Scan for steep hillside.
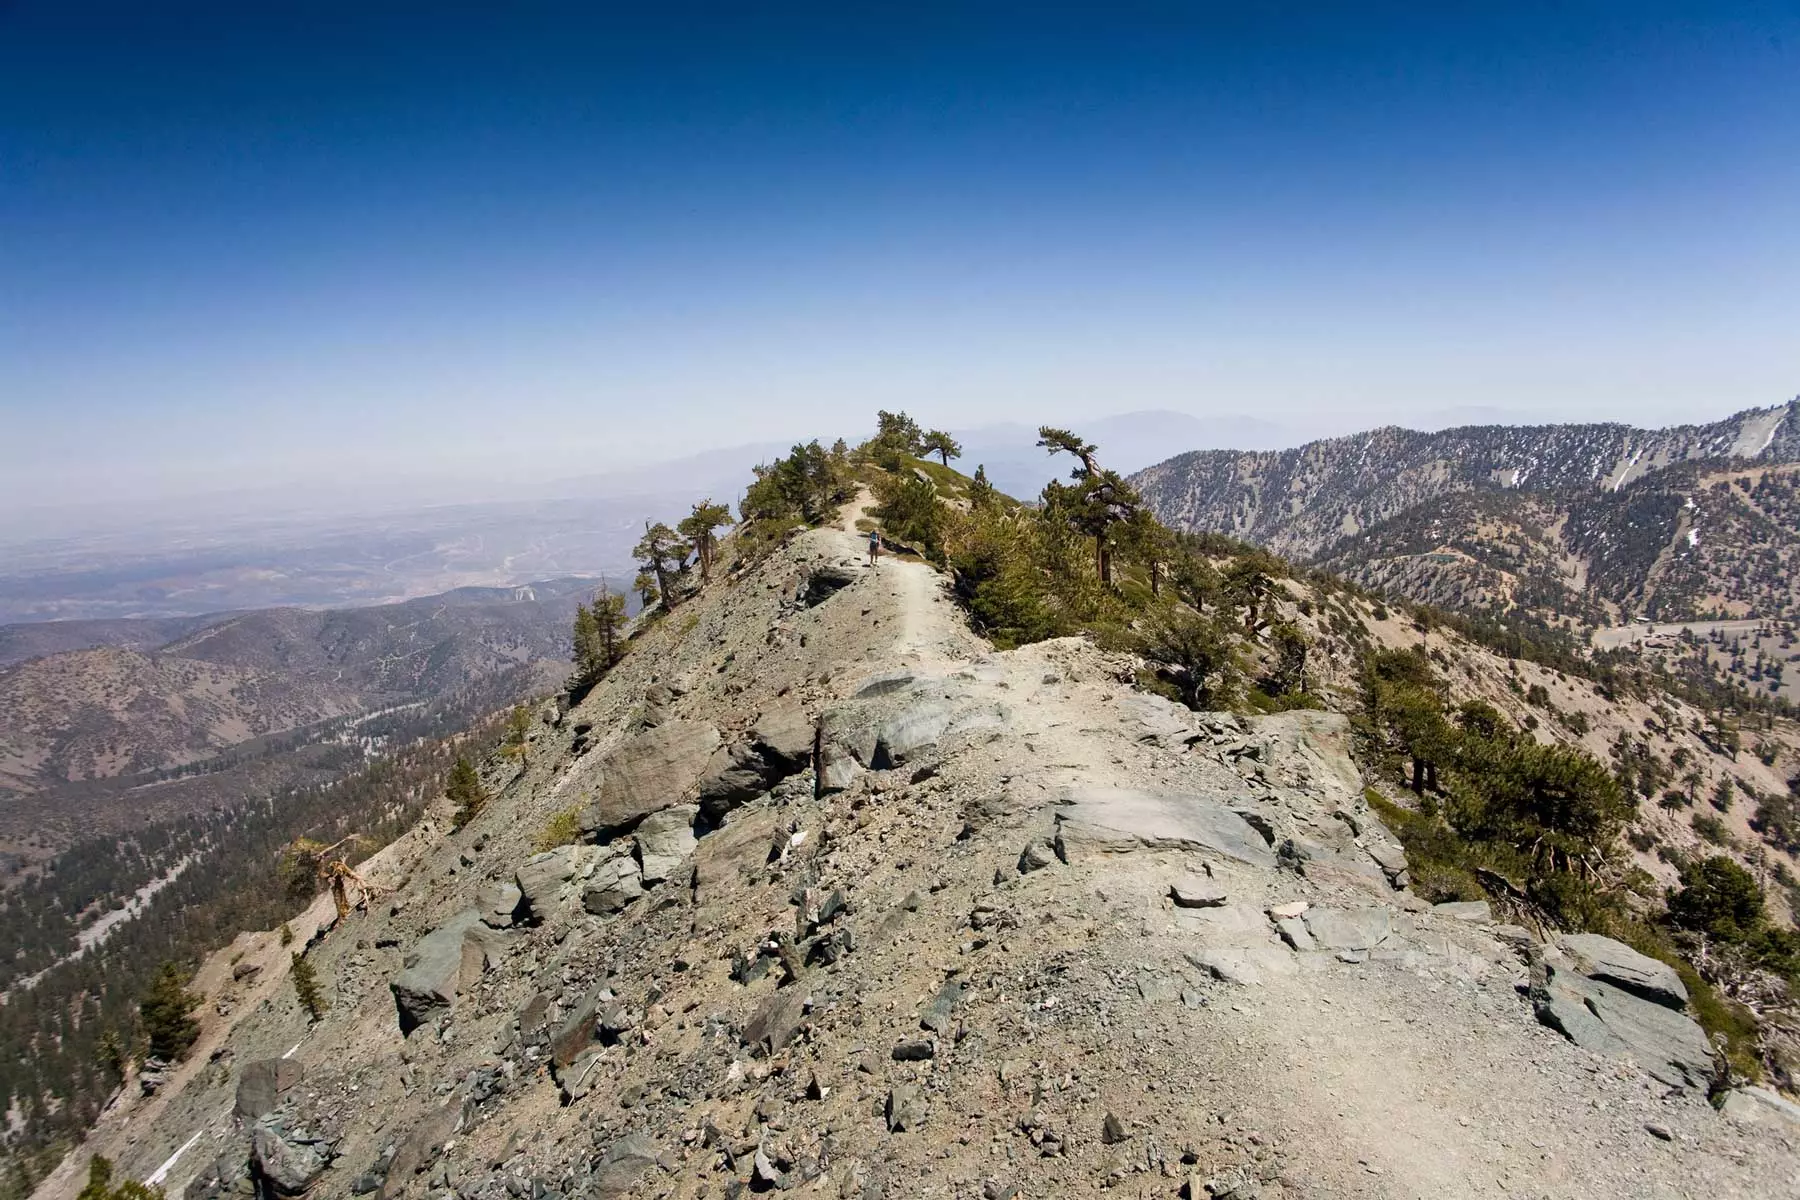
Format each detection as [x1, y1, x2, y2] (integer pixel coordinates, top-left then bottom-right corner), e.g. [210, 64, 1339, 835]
[1135, 399, 1798, 561]
[0, 580, 594, 837]
[32, 492, 1800, 1200]
[1137, 401, 1800, 640]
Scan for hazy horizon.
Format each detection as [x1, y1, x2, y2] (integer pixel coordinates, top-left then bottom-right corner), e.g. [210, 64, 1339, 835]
[5, 4, 1798, 515]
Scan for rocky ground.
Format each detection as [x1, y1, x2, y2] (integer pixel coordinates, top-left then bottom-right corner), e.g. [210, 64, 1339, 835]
[38, 506, 1800, 1200]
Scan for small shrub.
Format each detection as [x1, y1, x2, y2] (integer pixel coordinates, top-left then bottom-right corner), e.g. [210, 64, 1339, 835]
[1690, 812, 1730, 846]
[535, 806, 584, 852]
[290, 952, 328, 1023]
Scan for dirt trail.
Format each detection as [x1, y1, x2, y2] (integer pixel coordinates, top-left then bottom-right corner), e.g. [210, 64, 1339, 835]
[49, 506, 1800, 1200]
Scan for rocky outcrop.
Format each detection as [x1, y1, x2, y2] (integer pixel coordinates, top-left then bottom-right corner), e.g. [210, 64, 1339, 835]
[579, 719, 720, 835]
[1052, 786, 1278, 868]
[1531, 935, 1714, 1090]
[580, 848, 645, 915]
[235, 1059, 303, 1119]
[250, 1119, 334, 1197]
[633, 805, 698, 884]
[389, 910, 506, 1034]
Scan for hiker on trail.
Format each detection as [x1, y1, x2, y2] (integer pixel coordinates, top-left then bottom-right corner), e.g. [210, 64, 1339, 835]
[867, 527, 880, 566]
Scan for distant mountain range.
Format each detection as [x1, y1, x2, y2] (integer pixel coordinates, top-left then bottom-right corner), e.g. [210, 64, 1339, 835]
[0, 579, 593, 828]
[1133, 399, 1800, 624]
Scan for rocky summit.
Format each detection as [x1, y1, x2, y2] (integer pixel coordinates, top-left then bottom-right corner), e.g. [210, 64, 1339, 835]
[40, 503, 1800, 1200]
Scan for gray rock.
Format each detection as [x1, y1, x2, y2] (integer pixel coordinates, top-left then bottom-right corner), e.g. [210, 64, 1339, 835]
[1273, 917, 1315, 952]
[549, 985, 609, 1067]
[633, 805, 698, 884]
[886, 1084, 926, 1132]
[581, 720, 721, 834]
[251, 1126, 327, 1197]
[872, 702, 955, 768]
[853, 671, 917, 698]
[1052, 787, 1278, 868]
[235, 1058, 303, 1119]
[1169, 874, 1229, 909]
[696, 742, 777, 820]
[1017, 838, 1059, 874]
[1531, 956, 1713, 1089]
[377, 1101, 464, 1200]
[920, 979, 963, 1034]
[753, 706, 816, 772]
[514, 846, 581, 918]
[1433, 900, 1492, 923]
[1720, 1086, 1800, 1130]
[581, 850, 645, 915]
[743, 986, 810, 1055]
[590, 1133, 661, 1197]
[1184, 947, 1295, 987]
[476, 880, 524, 928]
[1101, 1112, 1128, 1145]
[1553, 933, 1689, 1009]
[390, 910, 505, 1034]
[891, 1040, 935, 1061]
[1299, 906, 1392, 953]
[1364, 842, 1408, 881]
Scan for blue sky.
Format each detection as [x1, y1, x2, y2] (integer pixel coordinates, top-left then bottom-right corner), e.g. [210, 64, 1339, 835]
[3, 2, 1797, 509]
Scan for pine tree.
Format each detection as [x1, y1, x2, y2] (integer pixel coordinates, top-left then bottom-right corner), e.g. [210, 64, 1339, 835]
[290, 952, 327, 1022]
[921, 429, 962, 467]
[677, 500, 733, 582]
[78, 1155, 162, 1200]
[633, 522, 689, 610]
[137, 963, 199, 1063]
[446, 756, 487, 829]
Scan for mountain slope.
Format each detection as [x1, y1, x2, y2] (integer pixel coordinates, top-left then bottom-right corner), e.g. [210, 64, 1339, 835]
[31, 498, 1799, 1200]
[0, 580, 594, 805]
[1137, 400, 1800, 625]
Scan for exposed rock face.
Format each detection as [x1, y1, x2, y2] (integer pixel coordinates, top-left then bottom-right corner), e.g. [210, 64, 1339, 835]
[633, 805, 699, 884]
[1051, 787, 1277, 868]
[1531, 935, 1714, 1090]
[580, 849, 645, 915]
[514, 843, 602, 919]
[751, 705, 816, 772]
[389, 910, 505, 1034]
[580, 719, 720, 835]
[251, 1123, 330, 1197]
[1553, 933, 1690, 1009]
[234, 1059, 303, 1119]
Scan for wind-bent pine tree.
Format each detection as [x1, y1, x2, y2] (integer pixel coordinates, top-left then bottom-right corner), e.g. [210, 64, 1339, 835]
[921, 429, 962, 467]
[677, 499, 733, 582]
[1037, 427, 1144, 585]
[633, 521, 689, 610]
[138, 963, 199, 1063]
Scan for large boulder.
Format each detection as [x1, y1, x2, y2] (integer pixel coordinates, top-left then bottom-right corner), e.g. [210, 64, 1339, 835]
[591, 1134, 663, 1198]
[514, 844, 605, 919]
[475, 880, 524, 929]
[1553, 933, 1689, 1009]
[634, 805, 699, 884]
[1301, 906, 1392, 953]
[1531, 938, 1713, 1089]
[1052, 787, 1278, 869]
[251, 1124, 328, 1197]
[581, 850, 645, 915]
[697, 743, 778, 821]
[752, 706, 816, 772]
[235, 1058, 303, 1118]
[580, 720, 720, 835]
[390, 911, 505, 1034]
